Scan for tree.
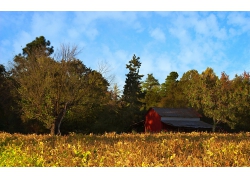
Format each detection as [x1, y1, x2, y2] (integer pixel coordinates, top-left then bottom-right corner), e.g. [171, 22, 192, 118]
[142, 73, 160, 91]
[207, 72, 233, 131]
[229, 72, 250, 130]
[141, 74, 161, 109]
[200, 67, 221, 131]
[63, 69, 110, 134]
[122, 54, 144, 108]
[11, 36, 109, 135]
[160, 71, 179, 96]
[121, 54, 144, 129]
[159, 71, 180, 107]
[22, 36, 54, 57]
[180, 70, 203, 110]
[0, 64, 20, 132]
[110, 83, 121, 103]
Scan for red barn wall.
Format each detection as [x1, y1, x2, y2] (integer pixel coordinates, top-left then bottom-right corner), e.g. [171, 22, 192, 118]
[145, 108, 162, 132]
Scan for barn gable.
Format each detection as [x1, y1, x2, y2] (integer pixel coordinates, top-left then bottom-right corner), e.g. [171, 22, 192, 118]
[145, 107, 213, 132]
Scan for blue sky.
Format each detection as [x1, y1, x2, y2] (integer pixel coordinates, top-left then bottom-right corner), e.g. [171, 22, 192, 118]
[1, 4, 250, 89]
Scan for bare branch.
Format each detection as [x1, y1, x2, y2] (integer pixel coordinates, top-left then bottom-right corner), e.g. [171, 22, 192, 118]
[53, 43, 83, 61]
[97, 60, 115, 87]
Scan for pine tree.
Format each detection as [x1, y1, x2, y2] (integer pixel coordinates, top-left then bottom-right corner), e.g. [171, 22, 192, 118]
[121, 54, 144, 129]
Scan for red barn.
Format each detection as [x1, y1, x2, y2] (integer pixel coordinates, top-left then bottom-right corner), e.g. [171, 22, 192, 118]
[145, 107, 213, 132]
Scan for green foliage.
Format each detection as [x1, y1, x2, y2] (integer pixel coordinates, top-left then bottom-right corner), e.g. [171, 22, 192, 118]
[0, 64, 21, 133]
[142, 73, 160, 91]
[180, 69, 203, 110]
[158, 71, 188, 108]
[11, 37, 110, 135]
[122, 54, 144, 108]
[141, 74, 161, 109]
[229, 72, 250, 130]
[21, 36, 54, 57]
[160, 71, 179, 96]
[2, 35, 250, 134]
[200, 68, 220, 131]
[180, 68, 250, 132]
[121, 54, 145, 128]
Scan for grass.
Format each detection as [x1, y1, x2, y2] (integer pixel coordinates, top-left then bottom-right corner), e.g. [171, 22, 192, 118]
[0, 131, 249, 167]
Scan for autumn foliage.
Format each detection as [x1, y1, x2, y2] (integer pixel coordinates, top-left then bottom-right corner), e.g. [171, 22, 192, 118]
[0, 132, 249, 167]
[1, 36, 250, 134]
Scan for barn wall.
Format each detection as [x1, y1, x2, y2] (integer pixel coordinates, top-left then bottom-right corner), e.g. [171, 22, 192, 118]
[145, 108, 162, 132]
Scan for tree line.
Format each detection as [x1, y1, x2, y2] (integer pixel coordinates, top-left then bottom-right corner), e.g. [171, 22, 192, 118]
[0, 36, 250, 135]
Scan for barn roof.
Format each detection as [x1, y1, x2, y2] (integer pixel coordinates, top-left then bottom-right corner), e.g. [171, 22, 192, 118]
[162, 120, 213, 129]
[151, 107, 202, 118]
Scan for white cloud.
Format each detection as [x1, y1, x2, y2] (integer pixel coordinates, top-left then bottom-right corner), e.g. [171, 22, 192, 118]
[1, 11, 249, 85]
[227, 12, 250, 35]
[169, 27, 191, 46]
[165, 12, 232, 78]
[170, 12, 228, 40]
[227, 12, 247, 26]
[139, 51, 179, 83]
[150, 28, 166, 42]
[31, 12, 67, 38]
[73, 12, 143, 32]
[69, 12, 144, 42]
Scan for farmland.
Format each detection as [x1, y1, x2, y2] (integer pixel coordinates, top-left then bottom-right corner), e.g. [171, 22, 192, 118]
[0, 132, 249, 167]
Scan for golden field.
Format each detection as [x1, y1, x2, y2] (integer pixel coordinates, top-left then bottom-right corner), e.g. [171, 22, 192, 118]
[0, 132, 249, 167]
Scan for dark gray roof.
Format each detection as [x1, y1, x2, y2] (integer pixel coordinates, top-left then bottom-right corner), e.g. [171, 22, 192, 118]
[152, 107, 202, 118]
[162, 120, 213, 129]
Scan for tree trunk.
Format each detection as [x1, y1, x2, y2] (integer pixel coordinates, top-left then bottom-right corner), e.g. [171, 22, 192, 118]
[212, 120, 216, 132]
[53, 102, 68, 136]
[50, 123, 56, 136]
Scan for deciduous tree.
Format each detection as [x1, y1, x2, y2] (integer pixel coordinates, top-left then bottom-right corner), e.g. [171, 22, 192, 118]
[229, 72, 250, 130]
[11, 36, 109, 135]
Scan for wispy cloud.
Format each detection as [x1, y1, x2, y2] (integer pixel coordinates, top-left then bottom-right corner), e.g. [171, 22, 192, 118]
[150, 28, 166, 42]
[1, 11, 250, 87]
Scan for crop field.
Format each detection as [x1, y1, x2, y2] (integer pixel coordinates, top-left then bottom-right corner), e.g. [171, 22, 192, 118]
[0, 132, 249, 167]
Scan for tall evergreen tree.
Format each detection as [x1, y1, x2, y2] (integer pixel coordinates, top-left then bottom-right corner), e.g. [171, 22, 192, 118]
[122, 54, 144, 129]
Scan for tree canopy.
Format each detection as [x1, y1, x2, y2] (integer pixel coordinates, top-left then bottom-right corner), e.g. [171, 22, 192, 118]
[11, 37, 109, 135]
[1, 36, 250, 134]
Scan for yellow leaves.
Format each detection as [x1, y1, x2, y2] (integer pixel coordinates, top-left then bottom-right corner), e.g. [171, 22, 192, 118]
[0, 132, 250, 167]
[206, 150, 214, 157]
[233, 150, 239, 155]
[116, 141, 123, 146]
[221, 148, 227, 153]
[170, 154, 176, 160]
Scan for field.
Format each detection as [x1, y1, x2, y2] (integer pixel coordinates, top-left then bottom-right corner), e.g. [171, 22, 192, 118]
[0, 131, 249, 167]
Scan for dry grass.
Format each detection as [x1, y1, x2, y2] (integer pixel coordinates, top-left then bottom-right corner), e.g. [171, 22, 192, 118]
[0, 132, 249, 167]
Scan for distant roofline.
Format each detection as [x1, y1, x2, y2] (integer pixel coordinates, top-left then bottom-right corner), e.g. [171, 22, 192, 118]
[148, 107, 202, 118]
